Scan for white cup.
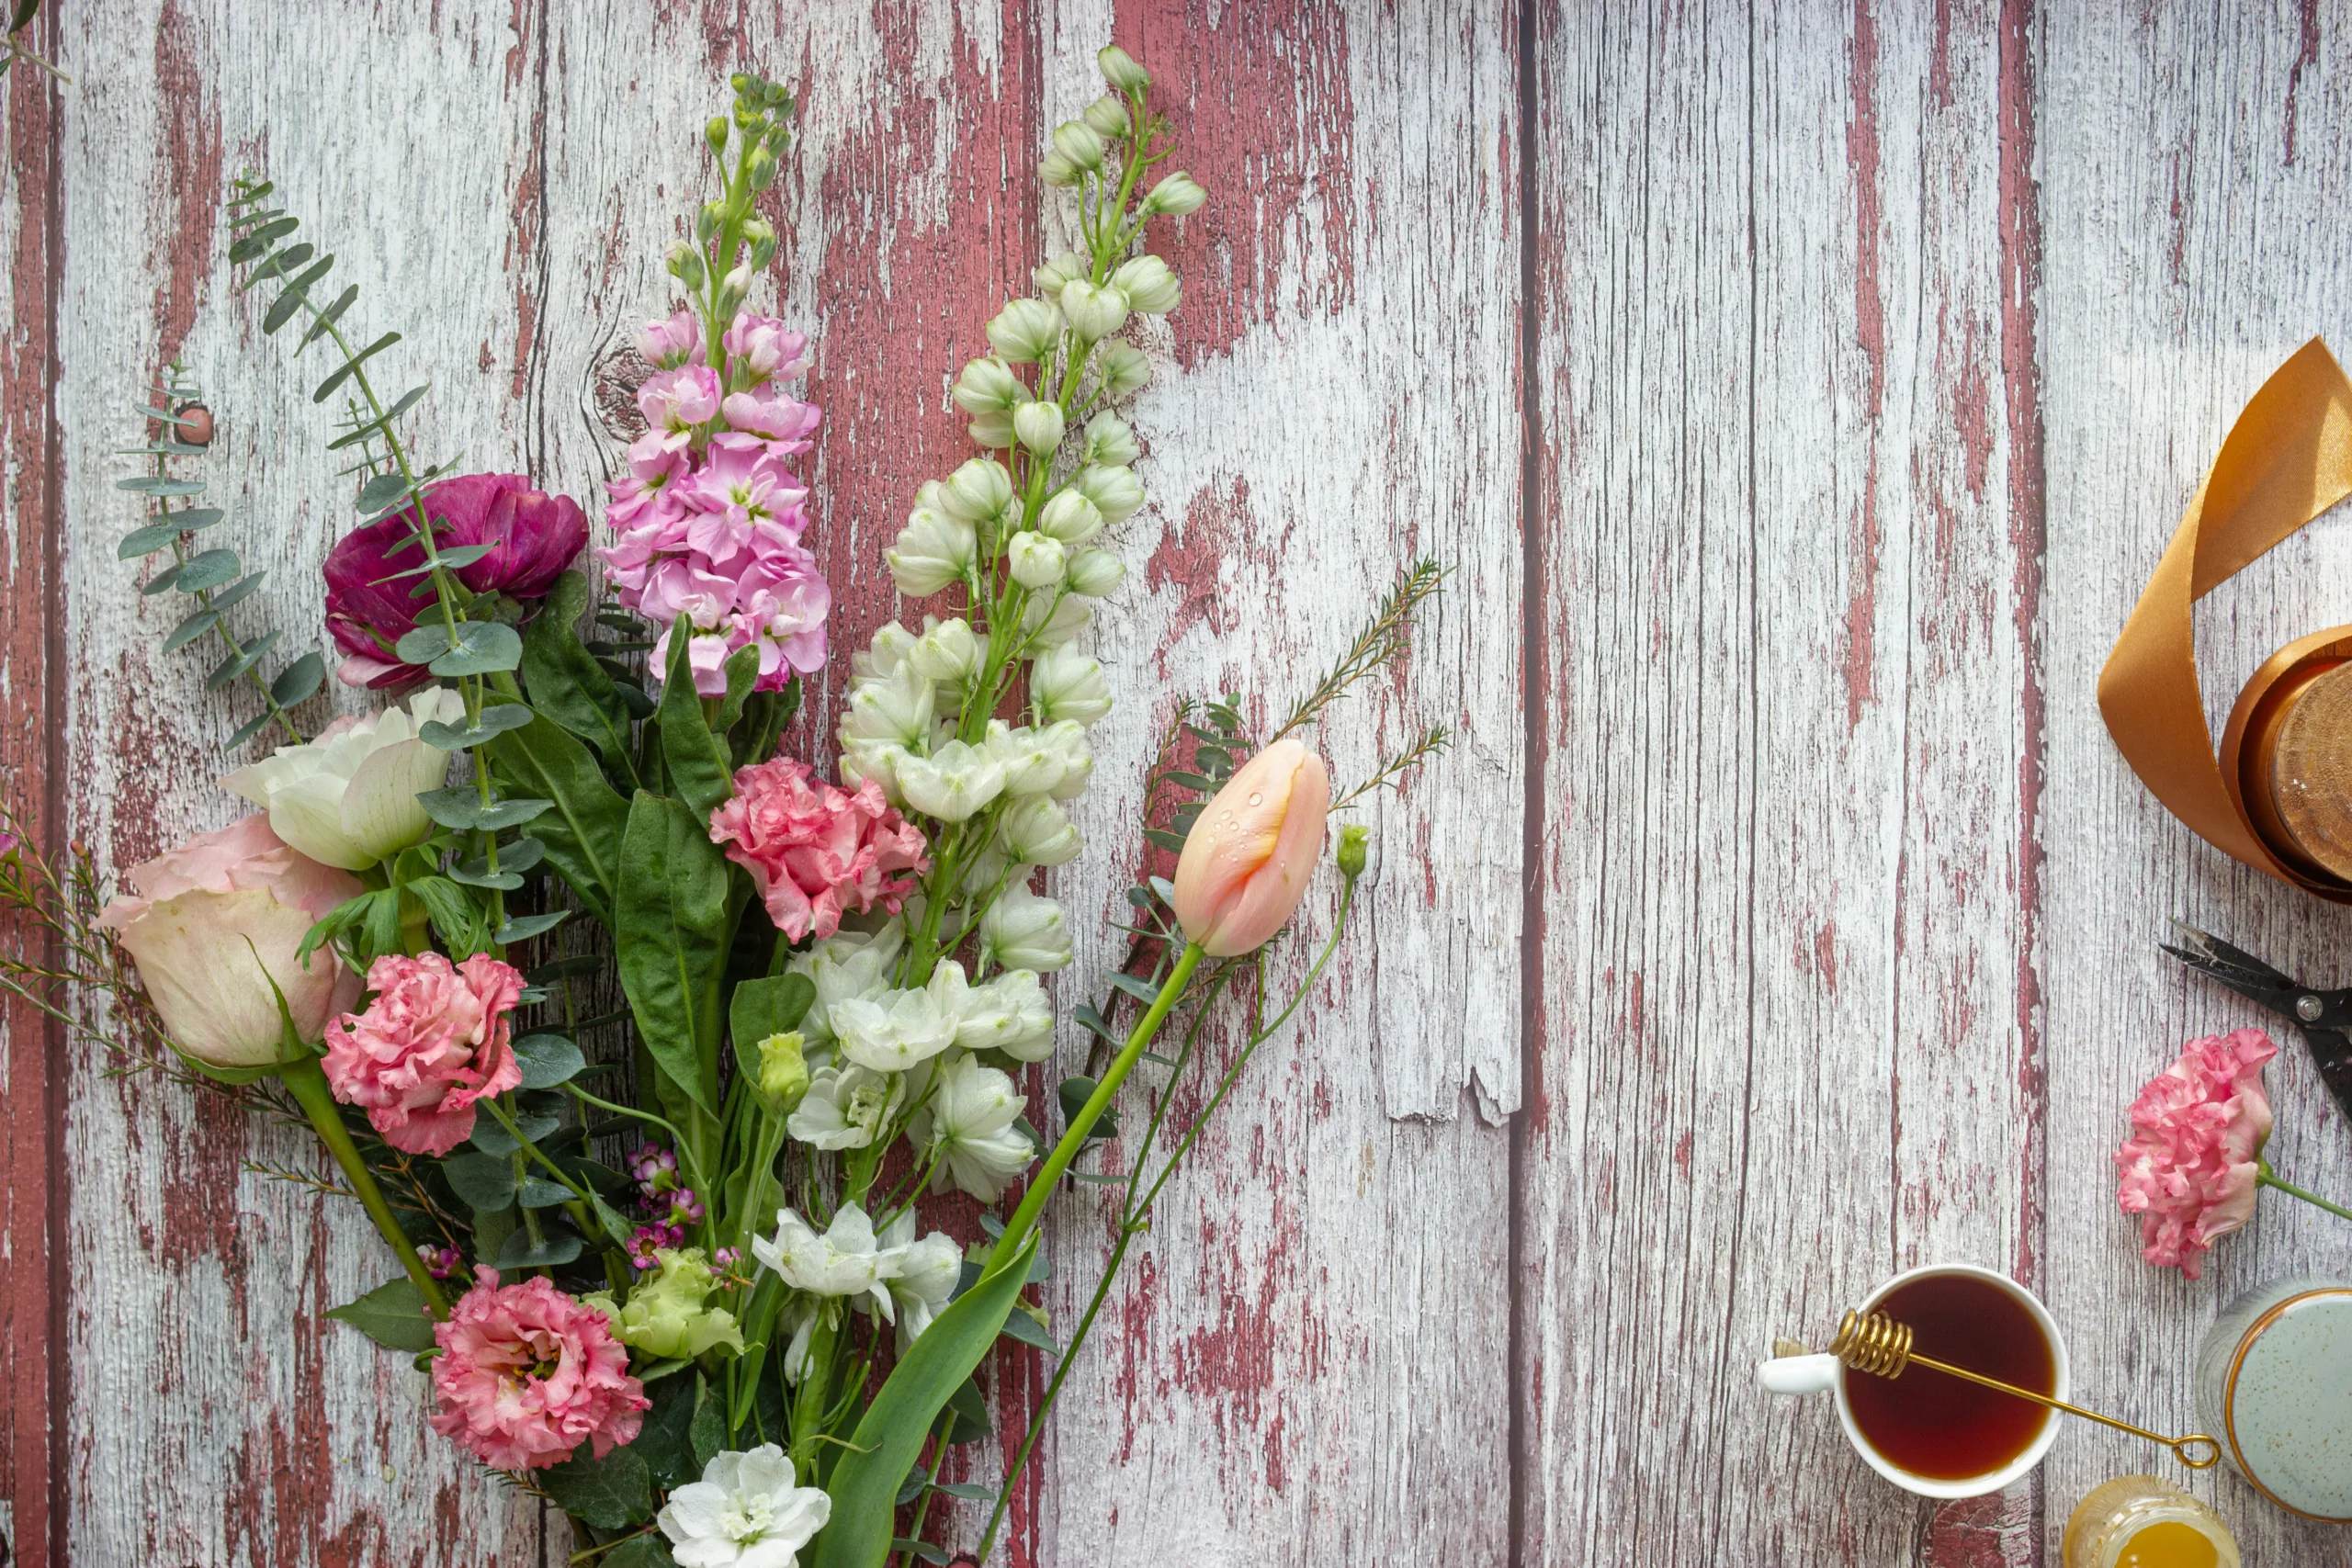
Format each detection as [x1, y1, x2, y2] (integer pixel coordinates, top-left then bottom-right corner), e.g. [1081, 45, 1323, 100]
[1755, 1263, 2069, 1499]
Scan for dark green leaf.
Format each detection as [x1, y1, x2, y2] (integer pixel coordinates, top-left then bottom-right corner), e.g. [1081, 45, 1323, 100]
[527, 953, 601, 983]
[161, 608, 220, 653]
[590, 1190, 638, 1248]
[322, 1278, 440, 1352]
[410, 874, 486, 954]
[439, 1151, 518, 1211]
[496, 909, 571, 943]
[113, 475, 207, 498]
[174, 548, 242, 592]
[690, 1373, 725, 1470]
[483, 717, 628, 926]
[538, 1444, 653, 1529]
[494, 1221, 583, 1270]
[657, 615, 735, 817]
[728, 973, 815, 1086]
[141, 563, 183, 595]
[811, 1246, 1031, 1568]
[364, 883, 403, 954]
[1164, 771, 1216, 792]
[616, 792, 733, 1113]
[119, 523, 185, 558]
[513, 1033, 586, 1090]
[418, 703, 535, 751]
[943, 1371, 995, 1445]
[928, 1481, 995, 1501]
[326, 383, 426, 448]
[1058, 1077, 1117, 1145]
[631, 1371, 703, 1491]
[210, 571, 267, 610]
[1104, 973, 1161, 1006]
[516, 1178, 573, 1209]
[890, 1542, 951, 1566]
[711, 643, 761, 737]
[998, 1305, 1059, 1355]
[270, 652, 325, 707]
[894, 1469, 931, 1507]
[313, 331, 402, 404]
[297, 284, 361, 349]
[519, 572, 638, 785]
[428, 620, 523, 679]
[1072, 1002, 1121, 1044]
[601, 1539, 677, 1568]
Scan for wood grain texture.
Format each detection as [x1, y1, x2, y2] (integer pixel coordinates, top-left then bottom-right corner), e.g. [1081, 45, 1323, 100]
[2038, 5, 2352, 1564]
[0, 7, 64, 1567]
[1523, 2, 2045, 1562]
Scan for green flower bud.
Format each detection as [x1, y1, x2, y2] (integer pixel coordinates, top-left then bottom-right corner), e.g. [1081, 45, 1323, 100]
[666, 241, 707, 292]
[1051, 121, 1106, 174]
[1083, 411, 1138, 467]
[1144, 171, 1207, 216]
[1008, 530, 1067, 590]
[695, 201, 723, 245]
[1032, 249, 1086, 304]
[1337, 824, 1370, 879]
[1058, 279, 1129, 344]
[1038, 150, 1080, 187]
[718, 265, 753, 315]
[953, 355, 1025, 413]
[1113, 254, 1181, 316]
[748, 143, 780, 192]
[987, 297, 1062, 364]
[1094, 342, 1151, 400]
[1098, 44, 1151, 94]
[1012, 400, 1066, 455]
[707, 116, 730, 154]
[1037, 489, 1104, 545]
[1082, 94, 1130, 138]
[758, 1031, 809, 1110]
[1065, 547, 1125, 598]
[729, 72, 753, 96]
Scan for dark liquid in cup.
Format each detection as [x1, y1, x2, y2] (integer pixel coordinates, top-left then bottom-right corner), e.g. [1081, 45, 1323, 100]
[1844, 1273, 2055, 1481]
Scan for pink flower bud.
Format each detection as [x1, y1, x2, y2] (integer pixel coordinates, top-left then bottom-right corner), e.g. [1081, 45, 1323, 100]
[1170, 739, 1330, 957]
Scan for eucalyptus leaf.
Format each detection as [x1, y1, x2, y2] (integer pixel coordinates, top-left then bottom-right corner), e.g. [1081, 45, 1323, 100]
[141, 563, 183, 595]
[270, 653, 325, 707]
[206, 629, 282, 692]
[313, 330, 402, 404]
[445, 863, 524, 891]
[428, 620, 523, 679]
[470, 1109, 561, 1156]
[160, 608, 220, 653]
[1058, 1077, 1117, 1145]
[513, 1032, 586, 1089]
[439, 1151, 518, 1211]
[418, 703, 535, 751]
[356, 471, 409, 511]
[394, 624, 452, 664]
[175, 549, 242, 593]
[516, 1178, 574, 1210]
[224, 707, 280, 752]
[494, 1221, 582, 1271]
[119, 523, 185, 559]
[496, 910, 571, 943]
[326, 383, 425, 447]
[998, 1303, 1059, 1355]
[322, 1278, 439, 1353]
[114, 475, 207, 498]
[210, 571, 268, 610]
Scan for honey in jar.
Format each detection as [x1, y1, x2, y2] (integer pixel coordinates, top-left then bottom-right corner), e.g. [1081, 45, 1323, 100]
[2061, 1477, 2239, 1568]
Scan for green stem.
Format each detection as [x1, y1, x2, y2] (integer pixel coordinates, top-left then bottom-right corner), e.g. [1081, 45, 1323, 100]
[2259, 1162, 2352, 1224]
[283, 1056, 450, 1316]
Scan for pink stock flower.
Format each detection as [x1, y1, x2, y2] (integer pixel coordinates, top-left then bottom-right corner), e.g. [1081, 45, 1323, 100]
[707, 759, 929, 942]
[429, 1268, 649, 1470]
[2113, 1027, 2279, 1279]
[322, 952, 526, 1156]
[324, 474, 587, 687]
[638, 366, 724, 450]
[716, 386, 822, 458]
[722, 310, 809, 382]
[639, 308, 702, 370]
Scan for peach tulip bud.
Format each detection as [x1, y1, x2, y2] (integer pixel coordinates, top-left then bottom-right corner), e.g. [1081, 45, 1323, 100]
[1170, 739, 1331, 957]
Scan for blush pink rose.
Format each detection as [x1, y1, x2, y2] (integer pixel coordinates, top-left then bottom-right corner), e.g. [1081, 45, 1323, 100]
[96, 814, 364, 1066]
[322, 952, 526, 1156]
[707, 758, 929, 943]
[2113, 1027, 2278, 1279]
[429, 1268, 649, 1471]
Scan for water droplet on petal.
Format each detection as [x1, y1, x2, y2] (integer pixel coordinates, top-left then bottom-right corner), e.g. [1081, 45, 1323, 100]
[1247, 792, 1262, 807]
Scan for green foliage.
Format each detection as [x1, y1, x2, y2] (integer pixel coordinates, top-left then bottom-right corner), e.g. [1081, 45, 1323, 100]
[727, 973, 814, 1084]
[322, 1278, 439, 1352]
[521, 571, 640, 789]
[656, 617, 741, 818]
[539, 1445, 654, 1529]
[485, 716, 629, 927]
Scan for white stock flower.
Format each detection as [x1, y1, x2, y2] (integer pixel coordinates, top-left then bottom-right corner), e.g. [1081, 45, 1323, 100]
[1144, 170, 1206, 215]
[997, 795, 1080, 867]
[840, 662, 934, 748]
[952, 355, 1023, 413]
[886, 502, 976, 597]
[1113, 254, 1181, 315]
[943, 457, 1017, 525]
[1075, 463, 1145, 523]
[785, 921, 905, 1044]
[1095, 342, 1150, 400]
[752, 1203, 903, 1318]
[878, 1213, 964, 1349]
[913, 1054, 1035, 1202]
[1058, 279, 1129, 343]
[1020, 592, 1092, 649]
[1032, 250, 1085, 304]
[1031, 646, 1113, 728]
[986, 719, 1078, 797]
[786, 1055, 904, 1150]
[1099, 43, 1151, 93]
[854, 620, 919, 682]
[838, 739, 909, 802]
[987, 299, 1061, 365]
[221, 687, 465, 871]
[959, 968, 1054, 1061]
[1012, 400, 1066, 456]
[656, 1443, 830, 1568]
[1081, 93, 1130, 137]
[980, 888, 1072, 973]
[910, 615, 981, 688]
[1050, 120, 1106, 174]
[833, 984, 959, 1072]
[1066, 549, 1125, 598]
[895, 739, 1005, 823]
[1007, 531, 1066, 590]
[1037, 490, 1104, 546]
[1082, 412, 1138, 468]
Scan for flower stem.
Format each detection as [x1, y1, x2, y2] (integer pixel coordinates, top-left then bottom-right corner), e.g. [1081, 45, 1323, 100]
[282, 1055, 450, 1316]
[2259, 1161, 2352, 1224]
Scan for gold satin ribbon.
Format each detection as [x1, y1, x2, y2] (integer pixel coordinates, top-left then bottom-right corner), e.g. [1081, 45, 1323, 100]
[2100, 337, 2352, 897]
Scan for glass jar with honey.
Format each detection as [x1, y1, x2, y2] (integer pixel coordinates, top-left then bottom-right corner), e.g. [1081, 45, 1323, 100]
[2061, 1477, 2239, 1568]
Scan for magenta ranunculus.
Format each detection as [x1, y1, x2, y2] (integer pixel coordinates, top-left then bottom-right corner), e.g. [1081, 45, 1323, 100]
[323, 473, 588, 687]
[2113, 1027, 2278, 1279]
[429, 1268, 650, 1470]
[708, 758, 929, 942]
[322, 951, 526, 1156]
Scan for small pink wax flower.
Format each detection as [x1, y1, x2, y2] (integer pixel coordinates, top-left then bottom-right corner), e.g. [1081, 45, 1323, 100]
[429, 1268, 649, 1471]
[707, 759, 929, 942]
[2114, 1027, 2279, 1279]
[322, 952, 526, 1156]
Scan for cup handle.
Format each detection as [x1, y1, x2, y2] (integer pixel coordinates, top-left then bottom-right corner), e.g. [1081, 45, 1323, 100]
[1755, 1352, 1839, 1396]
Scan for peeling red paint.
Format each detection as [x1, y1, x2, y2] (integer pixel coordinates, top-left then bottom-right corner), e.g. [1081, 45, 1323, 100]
[1925, 1489, 2034, 1565]
[1144, 475, 1247, 671]
[1815, 921, 1839, 992]
[2286, 0, 2323, 166]
[1843, 0, 1885, 729]
[153, 0, 222, 363]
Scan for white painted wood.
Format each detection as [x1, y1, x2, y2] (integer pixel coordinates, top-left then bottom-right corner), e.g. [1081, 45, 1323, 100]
[1526, 3, 2043, 1562]
[2039, 5, 2352, 1563]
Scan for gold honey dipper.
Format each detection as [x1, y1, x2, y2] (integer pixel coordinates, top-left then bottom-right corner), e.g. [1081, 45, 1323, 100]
[1826, 1309, 2222, 1471]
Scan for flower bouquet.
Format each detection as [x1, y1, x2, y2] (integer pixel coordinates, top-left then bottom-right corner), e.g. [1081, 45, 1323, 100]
[0, 46, 1445, 1566]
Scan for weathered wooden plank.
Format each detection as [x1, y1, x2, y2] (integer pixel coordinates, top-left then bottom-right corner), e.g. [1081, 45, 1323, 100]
[1010, 4, 1522, 1562]
[0, 7, 64, 1566]
[51, 3, 550, 1560]
[2038, 5, 2352, 1563]
[1525, 2, 2042, 1562]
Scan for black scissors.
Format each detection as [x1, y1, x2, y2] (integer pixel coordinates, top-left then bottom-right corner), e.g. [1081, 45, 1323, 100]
[2165, 920, 2352, 1122]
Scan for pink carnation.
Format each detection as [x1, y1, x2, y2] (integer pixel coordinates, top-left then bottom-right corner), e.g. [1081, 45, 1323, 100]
[429, 1268, 649, 1471]
[2114, 1027, 2278, 1279]
[708, 759, 929, 942]
[322, 952, 526, 1156]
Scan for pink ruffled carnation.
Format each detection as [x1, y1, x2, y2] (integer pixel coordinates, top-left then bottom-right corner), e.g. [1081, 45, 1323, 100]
[708, 758, 929, 942]
[598, 312, 828, 695]
[322, 952, 526, 1156]
[429, 1268, 649, 1471]
[2113, 1027, 2278, 1279]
